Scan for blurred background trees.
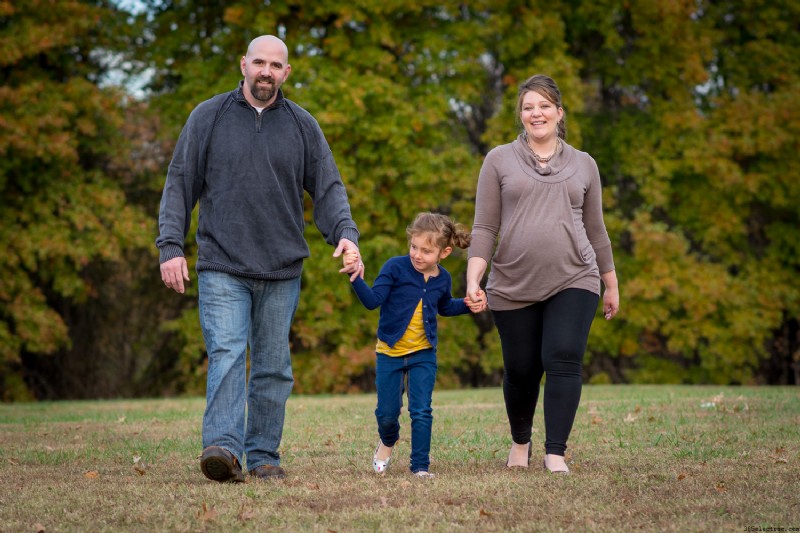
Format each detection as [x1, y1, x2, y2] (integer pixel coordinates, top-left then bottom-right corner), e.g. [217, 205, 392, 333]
[1, 0, 797, 400]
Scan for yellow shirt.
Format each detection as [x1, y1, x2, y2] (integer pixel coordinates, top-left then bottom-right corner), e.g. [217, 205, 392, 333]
[376, 300, 433, 356]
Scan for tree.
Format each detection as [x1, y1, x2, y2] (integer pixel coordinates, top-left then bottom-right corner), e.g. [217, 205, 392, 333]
[566, 0, 800, 383]
[0, 0, 153, 399]
[135, 0, 799, 391]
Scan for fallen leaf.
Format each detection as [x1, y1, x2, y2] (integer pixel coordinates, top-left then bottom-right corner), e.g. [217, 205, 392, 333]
[117, 416, 126, 423]
[624, 413, 637, 423]
[774, 458, 788, 464]
[33, 523, 45, 533]
[775, 447, 786, 454]
[7, 458, 19, 466]
[133, 455, 147, 475]
[199, 502, 217, 522]
[677, 473, 688, 480]
[715, 482, 727, 493]
[305, 482, 319, 490]
[84, 471, 99, 479]
[479, 508, 492, 518]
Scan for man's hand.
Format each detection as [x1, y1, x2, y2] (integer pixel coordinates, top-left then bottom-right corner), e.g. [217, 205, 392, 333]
[333, 238, 364, 281]
[160, 256, 190, 294]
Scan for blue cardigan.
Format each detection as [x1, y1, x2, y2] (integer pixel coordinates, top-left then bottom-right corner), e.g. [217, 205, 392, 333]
[351, 255, 470, 349]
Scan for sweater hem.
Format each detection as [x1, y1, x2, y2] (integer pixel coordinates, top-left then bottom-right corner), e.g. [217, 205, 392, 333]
[196, 259, 303, 280]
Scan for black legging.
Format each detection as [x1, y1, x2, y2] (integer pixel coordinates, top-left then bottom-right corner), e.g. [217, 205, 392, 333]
[492, 288, 599, 456]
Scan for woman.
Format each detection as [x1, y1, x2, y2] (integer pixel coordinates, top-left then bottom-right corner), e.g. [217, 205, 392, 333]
[466, 74, 619, 473]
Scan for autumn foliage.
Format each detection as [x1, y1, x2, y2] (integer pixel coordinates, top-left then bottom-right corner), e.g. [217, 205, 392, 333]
[1, 0, 797, 400]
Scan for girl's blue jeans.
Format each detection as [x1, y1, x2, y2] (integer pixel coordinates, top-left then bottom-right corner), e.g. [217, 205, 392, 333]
[374, 348, 438, 473]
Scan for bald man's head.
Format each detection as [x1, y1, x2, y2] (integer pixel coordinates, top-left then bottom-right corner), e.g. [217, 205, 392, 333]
[246, 35, 288, 61]
[240, 35, 291, 108]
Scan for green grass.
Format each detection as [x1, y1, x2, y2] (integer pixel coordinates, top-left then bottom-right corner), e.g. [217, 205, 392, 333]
[0, 386, 798, 532]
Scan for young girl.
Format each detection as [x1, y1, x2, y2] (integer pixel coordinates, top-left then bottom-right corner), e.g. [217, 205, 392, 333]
[345, 212, 484, 478]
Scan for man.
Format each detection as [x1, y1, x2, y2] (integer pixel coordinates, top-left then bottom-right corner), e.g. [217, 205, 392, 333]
[156, 35, 364, 482]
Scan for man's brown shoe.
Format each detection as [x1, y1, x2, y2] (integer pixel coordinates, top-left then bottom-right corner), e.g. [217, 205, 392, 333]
[249, 464, 286, 480]
[200, 446, 245, 483]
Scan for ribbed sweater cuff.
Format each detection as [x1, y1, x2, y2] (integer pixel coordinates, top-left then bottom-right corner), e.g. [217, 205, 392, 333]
[338, 227, 360, 248]
[159, 244, 184, 264]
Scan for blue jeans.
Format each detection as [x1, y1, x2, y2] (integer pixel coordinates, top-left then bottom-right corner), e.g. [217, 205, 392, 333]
[198, 270, 300, 470]
[374, 349, 437, 473]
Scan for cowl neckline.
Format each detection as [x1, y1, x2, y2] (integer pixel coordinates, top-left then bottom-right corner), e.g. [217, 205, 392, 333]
[511, 133, 575, 183]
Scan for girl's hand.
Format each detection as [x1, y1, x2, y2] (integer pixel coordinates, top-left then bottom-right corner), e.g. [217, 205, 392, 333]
[334, 239, 364, 281]
[343, 250, 359, 267]
[466, 289, 487, 313]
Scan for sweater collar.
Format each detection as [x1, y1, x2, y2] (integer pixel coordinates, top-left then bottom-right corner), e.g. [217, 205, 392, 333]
[512, 133, 574, 178]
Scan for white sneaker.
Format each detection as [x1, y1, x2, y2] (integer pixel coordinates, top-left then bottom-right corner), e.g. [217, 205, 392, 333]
[413, 471, 435, 479]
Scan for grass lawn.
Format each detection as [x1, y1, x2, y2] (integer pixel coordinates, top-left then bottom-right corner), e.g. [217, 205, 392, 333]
[0, 385, 798, 532]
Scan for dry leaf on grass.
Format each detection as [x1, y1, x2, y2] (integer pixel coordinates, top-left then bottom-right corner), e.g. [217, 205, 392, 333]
[83, 471, 99, 479]
[199, 502, 216, 522]
[133, 455, 147, 475]
[480, 509, 492, 518]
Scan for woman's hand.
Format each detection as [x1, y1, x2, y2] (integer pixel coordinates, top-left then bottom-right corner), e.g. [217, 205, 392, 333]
[466, 289, 487, 313]
[601, 270, 620, 320]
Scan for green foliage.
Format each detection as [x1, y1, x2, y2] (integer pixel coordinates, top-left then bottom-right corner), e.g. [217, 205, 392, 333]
[3, 0, 799, 398]
[0, 0, 153, 400]
[576, 0, 800, 384]
[99, 0, 800, 390]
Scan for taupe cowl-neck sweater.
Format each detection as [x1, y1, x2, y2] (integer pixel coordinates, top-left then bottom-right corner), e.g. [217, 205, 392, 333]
[468, 134, 615, 311]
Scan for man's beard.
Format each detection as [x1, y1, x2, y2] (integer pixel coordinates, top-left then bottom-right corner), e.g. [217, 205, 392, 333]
[250, 76, 278, 103]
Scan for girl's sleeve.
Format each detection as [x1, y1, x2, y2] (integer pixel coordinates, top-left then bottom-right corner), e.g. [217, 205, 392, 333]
[351, 262, 395, 310]
[436, 277, 470, 317]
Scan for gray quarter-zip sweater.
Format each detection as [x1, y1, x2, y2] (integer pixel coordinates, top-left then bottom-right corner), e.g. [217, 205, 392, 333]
[156, 83, 359, 279]
[468, 135, 614, 310]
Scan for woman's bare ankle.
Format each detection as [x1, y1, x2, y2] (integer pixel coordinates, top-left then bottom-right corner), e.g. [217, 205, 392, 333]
[506, 442, 531, 468]
[544, 453, 569, 473]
